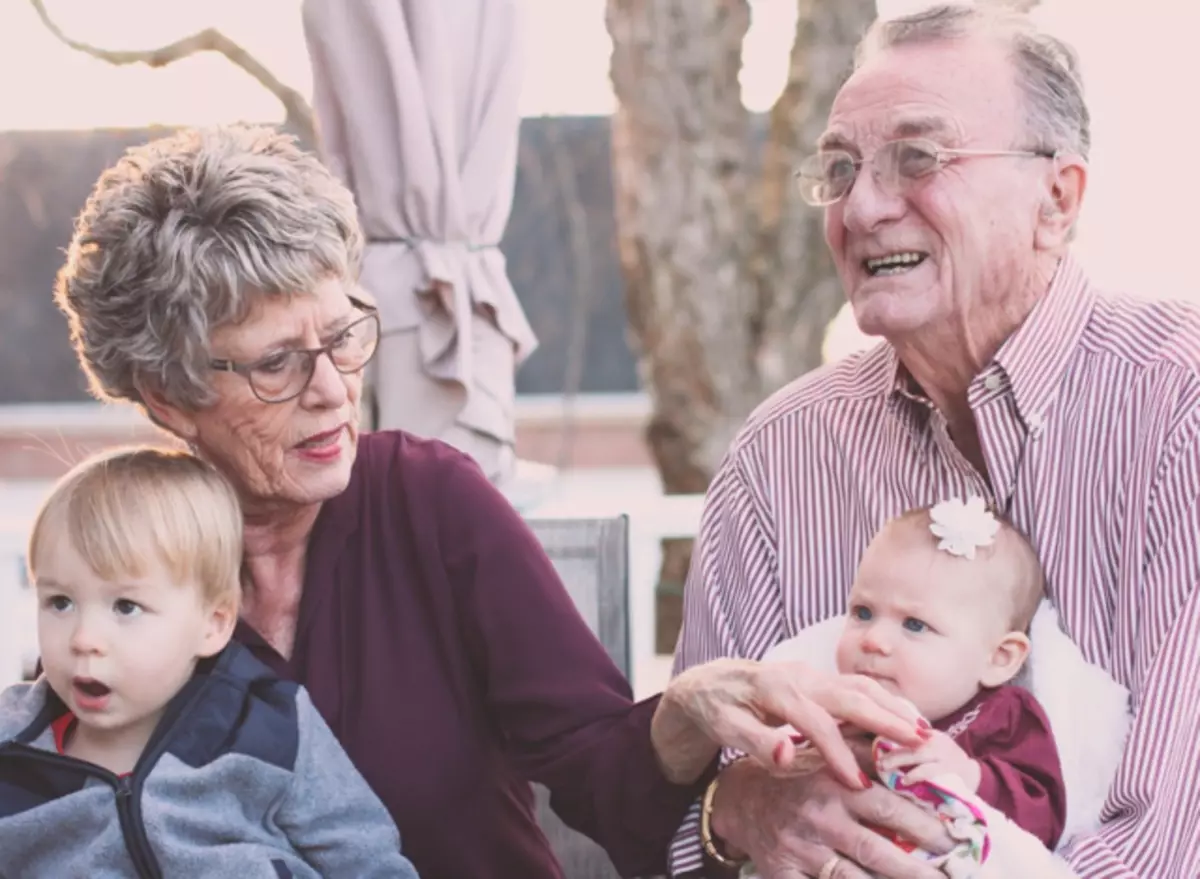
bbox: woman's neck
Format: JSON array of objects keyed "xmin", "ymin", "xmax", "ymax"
[
  {"xmin": 242, "ymin": 498, "xmax": 321, "ymax": 558},
  {"xmin": 239, "ymin": 502, "xmax": 321, "ymax": 645}
]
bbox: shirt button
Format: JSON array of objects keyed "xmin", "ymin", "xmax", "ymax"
[
  {"xmin": 1028, "ymin": 413, "xmax": 1045, "ymax": 434},
  {"xmin": 984, "ymin": 374, "xmax": 1002, "ymax": 392}
]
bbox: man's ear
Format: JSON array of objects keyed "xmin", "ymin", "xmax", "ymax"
[
  {"xmin": 980, "ymin": 631, "xmax": 1031, "ymax": 688},
  {"xmin": 136, "ymin": 378, "xmax": 199, "ymax": 441},
  {"xmin": 1034, "ymin": 153, "xmax": 1087, "ymax": 251},
  {"xmin": 197, "ymin": 593, "xmax": 238, "ymax": 659}
]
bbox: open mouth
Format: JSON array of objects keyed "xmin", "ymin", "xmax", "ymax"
[
  {"xmin": 296, "ymin": 424, "xmax": 344, "ymax": 450},
  {"xmin": 863, "ymin": 251, "xmax": 927, "ymax": 277},
  {"xmin": 73, "ymin": 677, "xmax": 112, "ymax": 698}
]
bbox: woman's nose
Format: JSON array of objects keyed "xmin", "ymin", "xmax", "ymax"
[{"xmin": 304, "ymin": 351, "xmax": 351, "ymax": 408}]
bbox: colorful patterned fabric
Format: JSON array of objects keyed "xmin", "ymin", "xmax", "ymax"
[{"xmin": 870, "ymin": 738, "xmax": 990, "ymax": 877}]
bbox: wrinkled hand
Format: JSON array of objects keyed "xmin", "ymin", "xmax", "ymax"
[
  {"xmin": 712, "ymin": 758, "xmax": 954, "ymax": 879},
  {"xmin": 878, "ymin": 730, "xmax": 981, "ymax": 792},
  {"xmin": 652, "ymin": 658, "xmax": 929, "ymax": 788}
]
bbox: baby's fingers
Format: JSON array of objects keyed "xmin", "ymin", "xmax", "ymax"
[
  {"xmin": 901, "ymin": 762, "xmax": 952, "ymax": 787},
  {"xmin": 878, "ymin": 744, "xmax": 932, "ymax": 774}
]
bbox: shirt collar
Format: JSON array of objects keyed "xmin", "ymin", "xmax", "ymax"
[
  {"xmin": 881, "ymin": 253, "xmax": 1095, "ymax": 430},
  {"xmin": 989, "ymin": 253, "xmax": 1094, "ymax": 429}
]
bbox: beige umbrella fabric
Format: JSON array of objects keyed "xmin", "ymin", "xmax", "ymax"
[{"xmin": 302, "ymin": 0, "xmax": 537, "ymax": 483}]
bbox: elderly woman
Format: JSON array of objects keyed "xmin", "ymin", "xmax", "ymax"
[{"xmin": 52, "ymin": 127, "xmax": 928, "ymax": 879}]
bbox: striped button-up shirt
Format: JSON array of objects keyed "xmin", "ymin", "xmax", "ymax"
[{"xmin": 670, "ymin": 255, "xmax": 1200, "ymax": 878}]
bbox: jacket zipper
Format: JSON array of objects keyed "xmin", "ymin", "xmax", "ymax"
[
  {"xmin": 115, "ymin": 772, "xmax": 161, "ymax": 878},
  {"xmin": 4, "ymin": 658, "xmax": 220, "ymax": 877},
  {"xmin": 0, "ymin": 743, "xmax": 161, "ymax": 878}
]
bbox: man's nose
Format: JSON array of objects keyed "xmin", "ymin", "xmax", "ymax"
[{"xmin": 840, "ymin": 161, "xmax": 906, "ymax": 235}]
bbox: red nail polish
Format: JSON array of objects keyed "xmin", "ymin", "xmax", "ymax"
[
  {"xmin": 859, "ymin": 771, "xmax": 872, "ymax": 788},
  {"xmin": 773, "ymin": 741, "xmax": 788, "ymax": 765},
  {"xmin": 918, "ymin": 727, "xmax": 933, "ymax": 740},
  {"xmin": 917, "ymin": 717, "xmax": 932, "ymax": 730}
]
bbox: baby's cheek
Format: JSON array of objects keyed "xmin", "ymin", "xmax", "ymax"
[{"xmin": 833, "ymin": 634, "xmax": 856, "ymax": 673}]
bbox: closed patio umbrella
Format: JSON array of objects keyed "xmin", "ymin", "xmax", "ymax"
[{"xmin": 302, "ymin": 0, "xmax": 537, "ymax": 485}]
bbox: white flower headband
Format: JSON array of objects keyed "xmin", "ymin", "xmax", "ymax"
[{"xmin": 928, "ymin": 496, "xmax": 999, "ymax": 560}]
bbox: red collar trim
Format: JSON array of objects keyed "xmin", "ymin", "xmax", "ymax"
[
  {"xmin": 50, "ymin": 711, "xmax": 131, "ymax": 778},
  {"xmin": 50, "ymin": 711, "xmax": 76, "ymax": 754}
]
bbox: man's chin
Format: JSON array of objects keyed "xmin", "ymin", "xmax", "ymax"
[{"xmin": 850, "ymin": 296, "xmax": 932, "ymax": 341}]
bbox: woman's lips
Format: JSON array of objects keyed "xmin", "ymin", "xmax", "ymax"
[{"xmin": 296, "ymin": 424, "xmax": 345, "ymax": 449}]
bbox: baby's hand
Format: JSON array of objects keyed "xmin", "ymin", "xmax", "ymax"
[{"xmin": 877, "ymin": 730, "xmax": 981, "ymax": 792}]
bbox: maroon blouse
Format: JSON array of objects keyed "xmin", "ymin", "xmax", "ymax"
[
  {"xmin": 233, "ymin": 430, "xmax": 712, "ymax": 878},
  {"xmin": 936, "ymin": 684, "xmax": 1066, "ymax": 849}
]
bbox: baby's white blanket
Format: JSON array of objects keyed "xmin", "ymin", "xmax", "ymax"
[{"xmin": 759, "ymin": 600, "xmax": 1133, "ymax": 876}]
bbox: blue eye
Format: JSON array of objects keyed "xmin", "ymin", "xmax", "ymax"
[
  {"xmin": 114, "ymin": 599, "xmax": 143, "ymax": 617},
  {"xmin": 851, "ymin": 605, "xmax": 872, "ymax": 622},
  {"xmin": 902, "ymin": 617, "xmax": 927, "ymax": 633}
]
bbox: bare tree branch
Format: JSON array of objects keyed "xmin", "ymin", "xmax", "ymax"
[
  {"xmin": 980, "ymin": 0, "xmax": 1041, "ymax": 10},
  {"xmin": 29, "ymin": 0, "xmax": 313, "ymax": 137}
]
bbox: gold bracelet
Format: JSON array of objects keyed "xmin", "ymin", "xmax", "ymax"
[{"xmin": 699, "ymin": 759, "xmax": 750, "ymax": 869}]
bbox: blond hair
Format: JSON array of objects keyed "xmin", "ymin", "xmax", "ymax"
[{"xmin": 28, "ymin": 447, "xmax": 243, "ymax": 608}]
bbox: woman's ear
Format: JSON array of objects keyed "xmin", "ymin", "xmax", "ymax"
[
  {"xmin": 1034, "ymin": 153, "xmax": 1088, "ymax": 251},
  {"xmin": 136, "ymin": 378, "xmax": 199, "ymax": 441},
  {"xmin": 980, "ymin": 631, "xmax": 1031, "ymax": 688}
]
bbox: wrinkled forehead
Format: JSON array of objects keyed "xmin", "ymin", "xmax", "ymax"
[{"xmin": 821, "ymin": 37, "xmax": 1024, "ymax": 154}]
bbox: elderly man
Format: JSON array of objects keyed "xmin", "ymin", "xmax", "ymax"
[{"xmin": 670, "ymin": 4, "xmax": 1200, "ymax": 879}]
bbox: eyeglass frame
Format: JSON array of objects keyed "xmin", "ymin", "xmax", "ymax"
[
  {"xmin": 795, "ymin": 137, "xmax": 1058, "ymax": 207},
  {"xmin": 209, "ymin": 294, "xmax": 381, "ymax": 404}
]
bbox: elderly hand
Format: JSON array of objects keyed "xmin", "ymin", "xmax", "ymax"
[
  {"xmin": 712, "ymin": 758, "xmax": 954, "ymax": 879},
  {"xmin": 650, "ymin": 658, "xmax": 930, "ymax": 787}
]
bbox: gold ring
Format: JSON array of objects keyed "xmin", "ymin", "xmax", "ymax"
[{"xmin": 817, "ymin": 855, "xmax": 842, "ymax": 879}]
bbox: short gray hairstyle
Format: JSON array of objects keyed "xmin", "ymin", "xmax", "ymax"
[
  {"xmin": 55, "ymin": 125, "xmax": 363, "ymax": 412},
  {"xmin": 856, "ymin": 4, "xmax": 1090, "ymax": 159}
]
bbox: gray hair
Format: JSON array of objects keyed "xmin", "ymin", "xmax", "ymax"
[
  {"xmin": 856, "ymin": 4, "xmax": 1090, "ymax": 159},
  {"xmin": 54, "ymin": 125, "xmax": 363, "ymax": 412}
]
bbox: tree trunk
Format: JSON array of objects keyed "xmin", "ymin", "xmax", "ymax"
[
  {"xmin": 606, "ymin": 0, "xmax": 875, "ymax": 495},
  {"xmin": 607, "ymin": 0, "xmax": 756, "ymax": 494},
  {"xmin": 607, "ymin": 0, "xmax": 876, "ymax": 651}
]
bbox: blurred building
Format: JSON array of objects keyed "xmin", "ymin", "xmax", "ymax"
[{"xmin": 0, "ymin": 117, "xmax": 657, "ymax": 477}]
